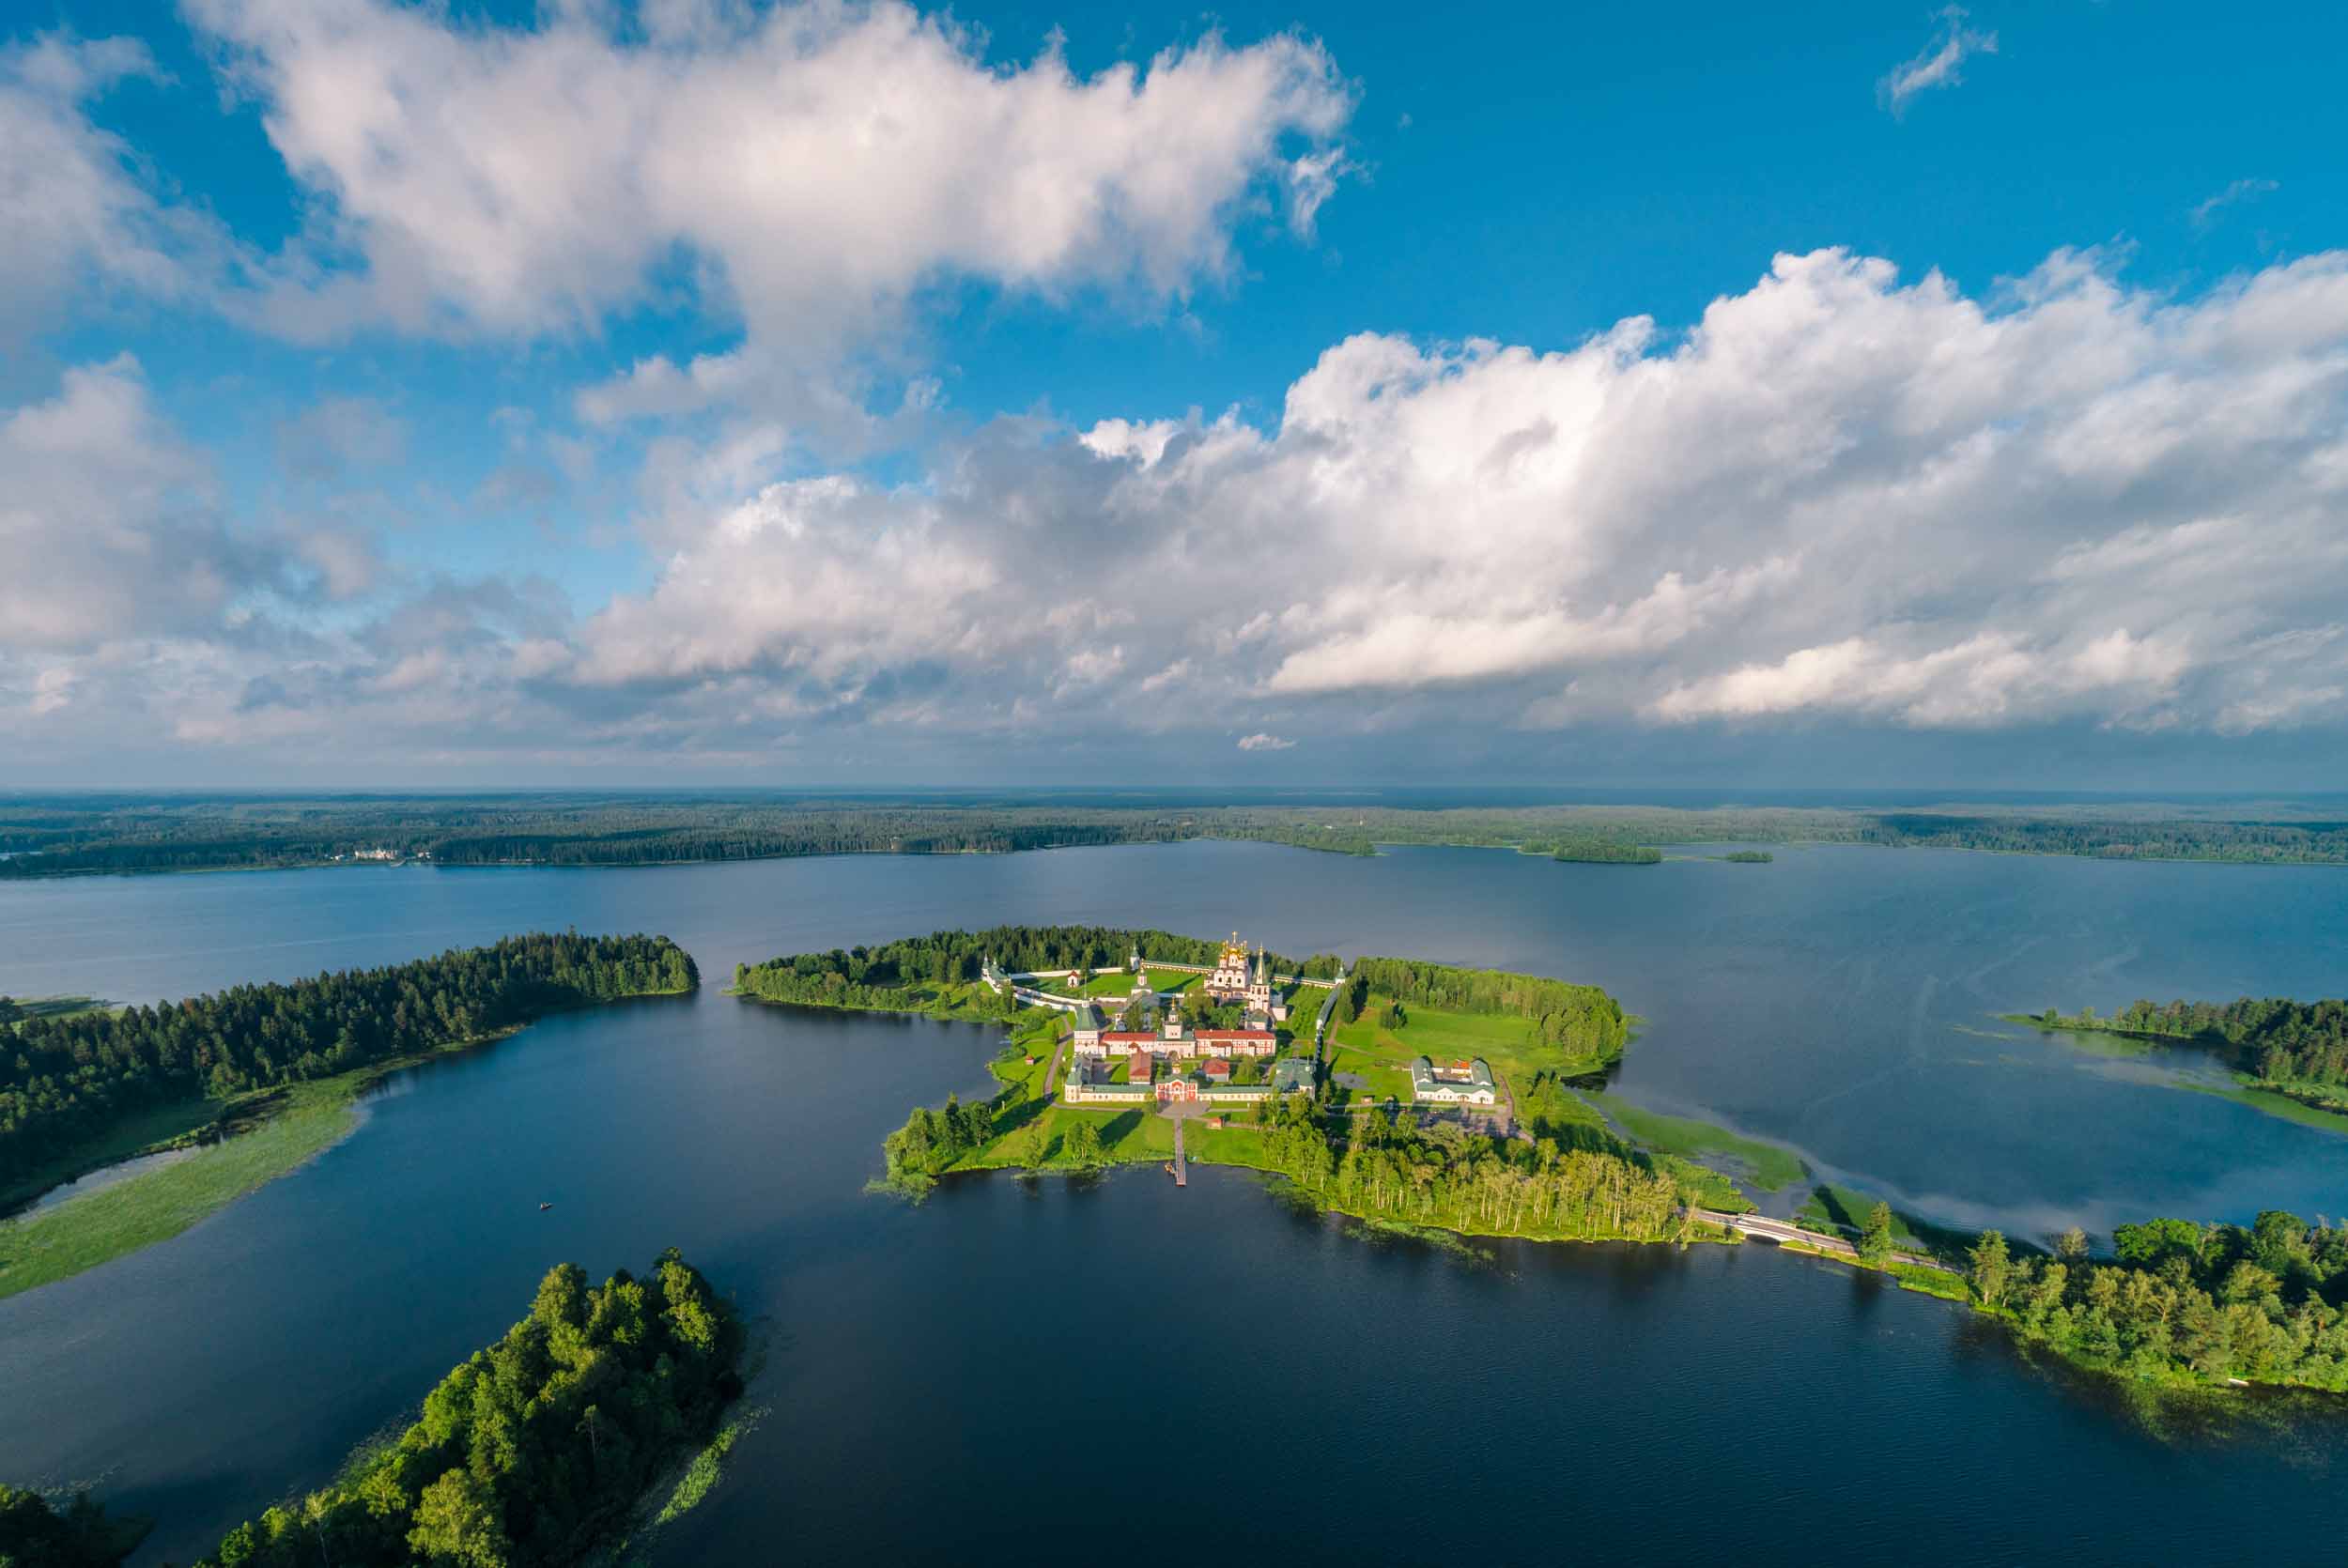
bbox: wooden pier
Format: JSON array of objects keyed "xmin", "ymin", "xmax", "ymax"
[{"xmin": 1172, "ymin": 1115, "xmax": 1188, "ymax": 1186}]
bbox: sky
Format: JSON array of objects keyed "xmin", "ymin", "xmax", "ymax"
[{"xmin": 4, "ymin": 0, "xmax": 2346, "ymax": 791}]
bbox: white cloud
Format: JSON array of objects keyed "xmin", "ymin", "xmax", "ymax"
[
  {"xmin": 186, "ymin": 0, "xmax": 1354, "ymax": 359},
  {"xmin": 544, "ymin": 245, "xmax": 2348, "ymax": 747},
  {"xmin": 18, "ymin": 245, "xmax": 2348, "ymax": 768},
  {"xmin": 0, "ymin": 34, "xmax": 228, "ymax": 346},
  {"xmin": 1237, "ymin": 732, "xmax": 1295, "ymax": 751},
  {"xmin": 0, "ymin": 357, "xmax": 267, "ymax": 653},
  {"xmin": 1878, "ymin": 7, "xmax": 1998, "ymax": 118},
  {"xmin": 2191, "ymin": 177, "xmax": 2278, "ymax": 231}
]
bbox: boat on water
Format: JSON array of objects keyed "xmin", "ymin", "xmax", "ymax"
[{"xmin": 538, "ymin": 1202, "xmax": 554, "ymax": 1211}]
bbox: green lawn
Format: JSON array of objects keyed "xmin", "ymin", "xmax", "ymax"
[
  {"xmin": 1327, "ymin": 994, "xmax": 1616, "ymax": 1086},
  {"xmin": 1324, "ymin": 1044, "xmax": 1413, "ymax": 1108},
  {"xmin": 1584, "ymin": 1092, "xmax": 1808, "ymax": 1191}
]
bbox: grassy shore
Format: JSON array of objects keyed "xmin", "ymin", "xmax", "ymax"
[
  {"xmin": 0, "ymin": 1075, "xmax": 369, "ymax": 1300},
  {"xmin": 2007, "ymin": 1014, "xmax": 2348, "ymax": 1135},
  {"xmin": 1583, "ymin": 1092, "xmax": 1808, "ymax": 1191},
  {"xmin": 0, "ymin": 985, "xmax": 694, "ymax": 1302},
  {"xmin": 0, "ymin": 1095, "xmax": 229, "ymax": 1216}
]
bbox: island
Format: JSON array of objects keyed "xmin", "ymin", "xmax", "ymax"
[
  {"xmin": 0, "ymin": 1249, "xmax": 747, "ymax": 1568},
  {"xmin": 0, "ymin": 932, "xmax": 700, "ymax": 1300},
  {"xmin": 739, "ymin": 925, "xmax": 2348, "ymax": 1397}
]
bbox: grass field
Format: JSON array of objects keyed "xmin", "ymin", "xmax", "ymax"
[
  {"xmin": 1327, "ymin": 994, "xmax": 1617, "ymax": 1091},
  {"xmin": 1324, "ymin": 1044, "xmax": 1413, "ymax": 1108},
  {"xmin": 1584, "ymin": 1093, "xmax": 1808, "ymax": 1191}
]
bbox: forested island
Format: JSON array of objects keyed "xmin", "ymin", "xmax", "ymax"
[
  {"xmin": 748, "ymin": 924, "xmax": 2348, "ymax": 1399},
  {"xmin": 0, "ymin": 933, "xmax": 697, "ymax": 1300},
  {"xmin": 8, "ymin": 791, "xmax": 2348, "ymax": 877},
  {"xmin": 0, "ymin": 1250, "xmax": 747, "ymax": 1568},
  {"xmin": 2025, "ymin": 995, "xmax": 2348, "ymax": 1115}
]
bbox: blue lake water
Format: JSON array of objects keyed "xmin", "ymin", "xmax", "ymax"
[{"xmin": 2, "ymin": 840, "xmax": 2344, "ymax": 1564}]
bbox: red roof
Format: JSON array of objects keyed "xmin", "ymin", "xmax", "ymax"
[
  {"xmin": 1195, "ymin": 1029, "xmax": 1274, "ymax": 1042},
  {"xmin": 1202, "ymin": 1057, "xmax": 1232, "ymax": 1076},
  {"xmin": 1127, "ymin": 1053, "xmax": 1152, "ymax": 1081},
  {"xmin": 1102, "ymin": 1031, "xmax": 1157, "ymax": 1043}
]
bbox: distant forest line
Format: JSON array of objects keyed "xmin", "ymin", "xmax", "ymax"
[{"xmin": 6, "ymin": 792, "xmax": 2348, "ymax": 877}]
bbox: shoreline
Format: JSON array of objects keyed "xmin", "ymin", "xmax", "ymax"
[
  {"xmin": 2009, "ymin": 1015, "xmax": 2348, "ymax": 1134},
  {"xmin": 0, "ymin": 987, "xmax": 696, "ymax": 1302}
]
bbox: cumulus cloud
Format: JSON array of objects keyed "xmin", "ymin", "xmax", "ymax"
[
  {"xmin": 185, "ymin": 0, "xmax": 1354, "ymax": 359},
  {"xmin": 1878, "ymin": 7, "xmax": 1997, "ymax": 118},
  {"xmin": 0, "ymin": 34, "xmax": 228, "ymax": 347},
  {"xmin": 0, "ymin": 357, "xmax": 271, "ymax": 653},
  {"xmin": 540, "ymin": 246, "xmax": 2348, "ymax": 749},
  {"xmin": 16, "ymin": 245, "xmax": 2348, "ymax": 772}
]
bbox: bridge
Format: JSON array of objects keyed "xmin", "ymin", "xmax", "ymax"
[
  {"xmin": 1699, "ymin": 1210, "xmax": 1856, "ymax": 1254},
  {"xmin": 1695, "ymin": 1209, "xmax": 1940, "ymax": 1270}
]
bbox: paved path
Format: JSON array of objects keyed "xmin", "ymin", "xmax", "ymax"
[{"xmin": 1041, "ymin": 1034, "xmax": 1067, "ymax": 1100}]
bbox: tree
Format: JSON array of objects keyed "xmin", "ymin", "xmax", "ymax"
[
  {"xmin": 2055, "ymin": 1226, "xmax": 2091, "ymax": 1264},
  {"xmin": 1063, "ymin": 1118, "xmax": 1104, "ymax": 1169},
  {"xmin": 1015, "ymin": 1120, "xmax": 1050, "ymax": 1171},
  {"xmin": 1859, "ymin": 1201, "xmax": 1893, "ymax": 1266},
  {"xmin": 1969, "ymin": 1230, "xmax": 2013, "ymax": 1309},
  {"xmin": 407, "ymin": 1469, "xmax": 510, "ymax": 1568}
]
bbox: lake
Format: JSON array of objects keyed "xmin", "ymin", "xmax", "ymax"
[{"xmin": 2, "ymin": 840, "xmax": 2345, "ymax": 1564}]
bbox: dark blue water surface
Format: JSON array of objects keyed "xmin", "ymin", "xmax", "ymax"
[{"xmin": 3, "ymin": 841, "xmax": 2346, "ymax": 1565}]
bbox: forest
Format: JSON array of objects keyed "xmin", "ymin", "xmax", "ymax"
[
  {"xmin": 1345, "ymin": 957, "xmax": 1629, "ymax": 1057},
  {"xmin": 1967, "ymin": 1212, "xmax": 2348, "ymax": 1390},
  {"xmin": 734, "ymin": 925, "xmax": 1342, "ymax": 1013},
  {"xmin": 1, "ymin": 933, "xmax": 697, "ymax": 1191},
  {"xmin": 0, "ymin": 1251, "xmax": 745, "ymax": 1567},
  {"xmin": 2032, "ymin": 996, "xmax": 2348, "ymax": 1092},
  {"xmin": 1281, "ymin": 1097, "xmax": 1686, "ymax": 1240},
  {"xmin": 9, "ymin": 792, "xmax": 2348, "ymax": 877}
]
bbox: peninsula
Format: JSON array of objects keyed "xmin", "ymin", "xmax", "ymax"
[
  {"xmin": 2020, "ymin": 994, "xmax": 2348, "ymax": 1124},
  {"xmin": 0, "ymin": 932, "xmax": 699, "ymax": 1300},
  {"xmin": 740, "ymin": 925, "xmax": 2348, "ymax": 1397}
]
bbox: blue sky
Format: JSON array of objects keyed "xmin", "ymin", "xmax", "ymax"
[{"xmin": 5, "ymin": 1, "xmax": 2347, "ymax": 787}]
